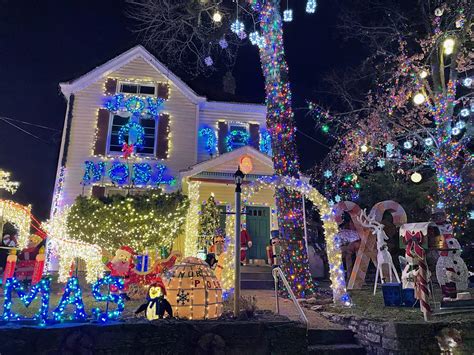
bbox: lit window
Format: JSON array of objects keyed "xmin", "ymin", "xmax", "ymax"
[{"xmin": 108, "ymin": 114, "xmax": 156, "ymax": 155}]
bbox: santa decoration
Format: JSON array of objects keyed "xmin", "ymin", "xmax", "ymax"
[
  {"xmin": 240, "ymin": 227, "xmax": 252, "ymax": 265},
  {"xmin": 435, "ymin": 235, "xmax": 469, "ymax": 299},
  {"xmin": 16, "ymin": 234, "xmax": 46, "ymax": 282},
  {"xmin": 106, "ymin": 246, "xmax": 136, "ymax": 298}
]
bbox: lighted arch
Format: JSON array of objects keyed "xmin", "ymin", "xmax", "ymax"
[
  {"xmin": 243, "ymin": 176, "xmax": 350, "ymax": 305},
  {"xmin": 0, "ymin": 199, "xmax": 32, "ymax": 250}
]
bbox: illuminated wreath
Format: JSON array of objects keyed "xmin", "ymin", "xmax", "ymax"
[
  {"xmin": 118, "ymin": 121, "xmax": 145, "ymax": 148},
  {"xmin": 225, "ymin": 130, "xmax": 250, "ymax": 152}
]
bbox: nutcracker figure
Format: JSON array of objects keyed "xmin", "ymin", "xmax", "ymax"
[{"xmin": 266, "ymin": 231, "xmax": 282, "ymax": 266}]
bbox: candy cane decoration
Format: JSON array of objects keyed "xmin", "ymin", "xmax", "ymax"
[
  {"xmin": 370, "ymin": 200, "xmax": 407, "ymax": 226},
  {"xmin": 334, "ymin": 201, "xmax": 377, "ymax": 289}
]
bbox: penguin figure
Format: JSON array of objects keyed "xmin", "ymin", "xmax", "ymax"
[{"xmin": 135, "ymin": 279, "xmax": 173, "ymax": 320}]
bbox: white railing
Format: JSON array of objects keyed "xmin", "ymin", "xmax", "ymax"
[{"xmin": 272, "ymin": 267, "xmax": 308, "ymax": 329}]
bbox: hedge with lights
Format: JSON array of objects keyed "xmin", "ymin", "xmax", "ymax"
[{"xmin": 67, "ymin": 191, "xmax": 189, "ymax": 253}]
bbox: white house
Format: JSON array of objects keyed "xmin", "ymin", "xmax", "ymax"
[{"xmin": 51, "ymin": 45, "xmax": 277, "ymax": 261}]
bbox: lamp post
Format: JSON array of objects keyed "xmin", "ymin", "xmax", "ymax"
[{"xmin": 233, "ymin": 166, "xmax": 245, "ymax": 316}]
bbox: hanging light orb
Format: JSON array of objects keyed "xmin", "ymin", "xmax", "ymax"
[
  {"xmin": 419, "ymin": 70, "xmax": 428, "ymax": 79},
  {"xmin": 403, "ymin": 141, "xmax": 413, "ymax": 149},
  {"xmin": 212, "ymin": 11, "xmax": 222, "ymax": 23},
  {"xmin": 452, "ymin": 127, "xmax": 461, "ymax": 136},
  {"xmin": 460, "ymin": 108, "xmax": 470, "ymax": 117},
  {"xmin": 463, "ymin": 77, "xmax": 472, "ymax": 87},
  {"xmin": 456, "ymin": 120, "xmax": 466, "ymax": 129},
  {"xmin": 443, "ymin": 38, "xmax": 455, "ymax": 55},
  {"xmin": 424, "ymin": 137, "xmax": 433, "ymax": 146},
  {"xmin": 411, "ymin": 172, "xmax": 422, "ymax": 183},
  {"xmin": 413, "ymin": 93, "xmax": 426, "ymax": 105},
  {"xmin": 360, "ymin": 144, "xmax": 368, "ymax": 153}
]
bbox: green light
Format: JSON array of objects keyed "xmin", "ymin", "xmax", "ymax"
[{"xmin": 321, "ymin": 124, "xmax": 330, "ymax": 133}]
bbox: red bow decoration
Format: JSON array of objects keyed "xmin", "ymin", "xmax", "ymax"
[
  {"xmin": 403, "ymin": 231, "xmax": 425, "ymax": 259},
  {"xmin": 122, "ymin": 143, "xmax": 134, "ymax": 159}
]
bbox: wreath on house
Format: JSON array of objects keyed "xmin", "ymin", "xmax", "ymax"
[{"xmin": 225, "ymin": 130, "xmax": 250, "ymax": 152}]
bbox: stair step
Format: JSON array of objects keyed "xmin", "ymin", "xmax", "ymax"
[
  {"xmin": 241, "ymin": 272, "xmax": 274, "ymax": 281},
  {"xmin": 241, "ymin": 265, "xmax": 272, "ymax": 273},
  {"xmin": 308, "ymin": 329, "xmax": 356, "ymax": 346},
  {"xmin": 241, "ymin": 280, "xmax": 274, "ymax": 290},
  {"xmin": 307, "ymin": 344, "xmax": 366, "ymax": 355}
]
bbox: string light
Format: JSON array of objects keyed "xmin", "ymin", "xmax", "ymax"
[
  {"xmin": 0, "ymin": 200, "xmax": 31, "ymax": 250},
  {"xmin": 413, "ymin": 92, "xmax": 426, "ymax": 105},
  {"xmin": 306, "ymin": 0, "xmax": 317, "ymax": 14},
  {"xmin": 403, "ymin": 141, "xmax": 413, "ymax": 149},
  {"xmin": 199, "ymin": 128, "xmax": 217, "ymax": 156},
  {"xmin": 184, "ymin": 181, "xmax": 201, "ymax": 257},
  {"xmin": 212, "ymin": 11, "xmax": 222, "ymax": 23},
  {"xmin": 0, "ymin": 169, "xmax": 20, "ymax": 194},
  {"xmin": 2, "ymin": 277, "xmax": 51, "ymax": 324},
  {"xmin": 52, "ymin": 277, "xmax": 88, "ymax": 322},
  {"xmin": 452, "ymin": 127, "xmax": 461, "ymax": 136},
  {"xmin": 259, "ymin": 130, "xmax": 272, "ymax": 154},
  {"xmin": 460, "ymin": 108, "xmax": 469, "ymax": 117},
  {"xmin": 91, "ymin": 276, "xmax": 125, "ymax": 322},
  {"xmin": 419, "ymin": 70, "xmax": 428, "ymax": 79},
  {"xmin": 424, "ymin": 137, "xmax": 434, "ymax": 146},
  {"xmin": 456, "ymin": 120, "xmax": 466, "ymax": 129},
  {"xmin": 442, "ymin": 38, "xmax": 455, "ymax": 55}
]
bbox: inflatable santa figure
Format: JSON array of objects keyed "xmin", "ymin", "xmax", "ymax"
[
  {"xmin": 435, "ymin": 236, "xmax": 469, "ymax": 299},
  {"xmin": 106, "ymin": 246, "xmax": 136, "ymax": 298}
]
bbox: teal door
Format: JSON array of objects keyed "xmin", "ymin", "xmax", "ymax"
[{"xmin": 246, "ymin": 207, "xmax": 270, "ymax": 260}]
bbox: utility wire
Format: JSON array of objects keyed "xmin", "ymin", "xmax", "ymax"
[
  {"xmin": 295, "ymin": 128, "xmax": 331, "ymax": 149},
  {"xmin": 0, "ymin": 117, "xmax": 52, "ymax": 144},
  {"xmin": 0, "ymin": 116, "xmax": 60, "ymax": 131}
]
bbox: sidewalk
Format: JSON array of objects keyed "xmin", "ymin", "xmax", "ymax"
[{"xmin": 242, "ymin": 289, "xmax": 343, "ymax": 329}]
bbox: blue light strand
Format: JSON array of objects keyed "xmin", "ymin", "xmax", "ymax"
[
  {"xmin": 109, "ymin": 162, "xmax": 130, "ymax": 185},
  {"xmin": 104, "ymin": 94, "xmax": 165, "ymax": 117},
  {"xmin": 259, "ymin": 130, "xmax": 272, "ymax": 154},
  {"xmin": 133, "ymin": 163, "xmax": 153, "ymax": 185},
  {"xmin": 118, "ymin": 121, "xmax": 145, "ymax": 148},
  {"xmin": 83, "ymin": 161, "xmax": 106, "ymax": 185},
  {"xmin": 225, "ymin": 130, "xmax": 250, "ymax": 152},
  {"xmin": 52, "ymin": 277, "xmax": 88, "ymax": 322},
  {"xmin": 91, "ymin": 276, "xmax": 125, "ymax": 322},
  {"xmin": 199, "ymin": 128, "xmax": 217, "ymax": 156},
  {"xmin": 2, "ymin": 277, "xmax": 51, "ymax": 324}
]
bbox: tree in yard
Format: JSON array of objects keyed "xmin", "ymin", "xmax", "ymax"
[
  {"xmin": 198, "ymin": 194, "xmax": 221, "ymax": 251},
  {"xmin": 309, "ymin": 0, "xmax": 472, "ymax": 236},
  {"xmin": 127, "ymin": 0, "xmax": 317, "ymax": 296}
]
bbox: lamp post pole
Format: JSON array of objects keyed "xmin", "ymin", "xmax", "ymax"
[{"xmin": 233, "ymin": 167, "xmax": 245, "ymax": 316}]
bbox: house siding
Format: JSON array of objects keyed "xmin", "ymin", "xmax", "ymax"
[{"xmin": 58, "ymin": 57, "xmax": 197, "ymax": 208}]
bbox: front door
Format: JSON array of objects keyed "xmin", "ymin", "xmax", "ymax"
[{"xmin": 246, "ymin": 206, "xmax": 270, "ymax": 260}]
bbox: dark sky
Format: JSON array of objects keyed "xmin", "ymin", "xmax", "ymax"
[{"xmin": 0, "ymin": 0, "xmax": 361, "ymax": 219}]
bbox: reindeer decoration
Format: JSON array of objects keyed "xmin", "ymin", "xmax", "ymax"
[{"xmin": 356, "ymin": 209, "xmax": 400, "ymax": 294}]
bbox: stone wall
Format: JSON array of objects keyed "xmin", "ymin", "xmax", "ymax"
[
  {"xmin": 321, "ymin": 312, "xmax": 474, "ymax": 354},
  {"xmin": 0, "ymin": 319, "xmax": 307, "ymax": 355}
]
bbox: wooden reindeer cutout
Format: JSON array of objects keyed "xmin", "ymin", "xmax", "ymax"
[{"xmin": 356, "ymin": 209, "xmax": 400, "ymax": 294}]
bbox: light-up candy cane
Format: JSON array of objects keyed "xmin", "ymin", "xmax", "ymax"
[
  {"xmin": 32, "ymin": 247, "xmax": 46, "ymax": 285},
  {"xmin": 403, "ymin": 230, "xmax": 432, "ymax": 321},
  {"xmin": 3, "ymin": 249, "xmax": 18, "ymax": 284}
]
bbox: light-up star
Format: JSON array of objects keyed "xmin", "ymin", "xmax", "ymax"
[
  {"xmin": 377, "ymin": 159, "xmax": 386, "ymax": 168},
  {"xmin": 323, "ymin": 170, "xmax": 333, "ymax": 178},
  {"xmin": 328, "ymin": 200, "xmax": 335, "ymax": 207},
  {"xmin": 468, "ymin": 210, "xmax": 474, "ymax": 220},
  {"xmin": 335, "ymin": 195, "xmax": 342, "ymax": 203}
]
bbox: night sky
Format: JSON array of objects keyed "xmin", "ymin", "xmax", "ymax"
[{"xmin": 0, "ymin": 0, "xmax": 361, "ymax": 219}]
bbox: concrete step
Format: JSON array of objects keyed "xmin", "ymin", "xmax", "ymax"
[
  {"xmin": 307, "ymin": 344, "xmax": 366, "ymax": 355},
  {"xmin": 241, "ymin": 272, "xmax": 274, "ymax": 281},
  {"xmin": 241, "ymin": 280, "xmax": 274, "ymax": 290},
  {"xmin": 241, "ymin": 265, "xmax": 272, "ymax": 273},
  {"xmin": 307, "ymin": 329, "xmax": 356, "ymax": 346}
]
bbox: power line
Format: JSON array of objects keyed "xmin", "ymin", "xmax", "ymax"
[
  {"xmin": 295, "ymin": 128, "xmax": 331, "ymax": 149},
  {"xmin": 0, "ymin": 117, "xmax": 52, "ymax": 144},
  {"xmin": 0, "ymin": 116, "xmax": 60, "ymax": 132}
]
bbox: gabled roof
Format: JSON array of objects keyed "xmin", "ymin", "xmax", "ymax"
[
  {"xmin": 59, "ymin": 45, "xmax": 207, "ymax": 104},
  {"xmin": 180, "ymin": 146, "xmax": 274, "ymax": 179}
]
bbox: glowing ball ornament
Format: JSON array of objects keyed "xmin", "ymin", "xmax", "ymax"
[
  {"xmin": 212, "ymin": 11, "xmax": 222, "ymax": 23},
  {"xmin": 164, "ymin": 257, "xmax": 223, "ymax": 320},
  {"xmin": 460, "ymin": 108, "xmax": 469, "ymax": 117},
  {"xmin": 424, "ymin": 137, "xmax": 434, "ymax": 146},
  {"xmin": 411, "ymin": 172, "xmax": 422, "ymax": 183},
  {"xmin": 443, "ymin": 38, "xmax": 455, "ymax": 55},
  {"xmin": 463, "ymin": 77, "xmax": 472, "ymax": 87},
  {"xmin": 452, "ymin": 127, "xmax": 461, "ymax": 136},
  {"xmin": 403, "ymin": 141, "xmax": 413, "ymax": 149},
  {"xmin": 413, "ymin": 93, "xmax": 426, "ymax": 105}
]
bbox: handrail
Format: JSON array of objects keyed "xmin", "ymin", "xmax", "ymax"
[{"xmin": 272, "ymin": 267, "xmax": 308, "ymax": 329}]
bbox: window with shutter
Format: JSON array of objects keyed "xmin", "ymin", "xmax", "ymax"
[
  {"xmin": 217, "ymin": 121, "xmax": 228, "ymax": 154},
  {"xmin": 108, "ymin": 114, "xmax": 157, "ymax": 156}
]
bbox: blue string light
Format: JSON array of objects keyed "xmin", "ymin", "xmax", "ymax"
[
  {"xmin": 225, "ymin": 130, "xmax": 250, "ymax": 152},
  {"xmin": 2, "ymin": 277, "xmax": 51, "ymax": 324},
  {"xmin": 259, "ymin": 130, "xmax": 272, "ymax": 154},
  {"xmin": 109, "ymin": 162, "xmax": 130, "ymax": 185},
  {"xmin": 104, "ymin": 94, "xmax": 164, "ymax": 117},
  {"xmin": 52, "ymin": 277, "xmax": 88, "ymax": 322},
  {"xmin": 91, "ymin": 276, "xmax": 125, "ymax": 322},
  {"xmin": 199, "ymin": 128, "xmax": 217, "ymax": 156},
  {"xmin": 83, "ymin": 161, "xmax": 106, "ymax": 185},
  {"xmin": 133, "ymin": 163, "xmax": 153, "ymax": 185},
  {"xmin": 118, "ymin": 121, "xmax": 145, "ymax": 148}
]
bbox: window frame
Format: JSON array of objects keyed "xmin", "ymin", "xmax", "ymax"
[
  {"xmin": 106, "ymin": 112, "xmax": 158, "ymax": 157},
  {"xmin": 117, "ymin": 81, "xmax": 157, "ymax": 97}
]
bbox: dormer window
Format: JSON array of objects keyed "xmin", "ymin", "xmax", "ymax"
[{"xmin": 118, "ymin": 82, "xmax": 156, "ymax": 96}]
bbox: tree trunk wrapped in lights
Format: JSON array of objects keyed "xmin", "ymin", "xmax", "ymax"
[{"xmin": 251, "ymin": 0, "xmax": 314, "ymax": 297}]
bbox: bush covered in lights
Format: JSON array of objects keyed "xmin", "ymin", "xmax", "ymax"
[{"xmin": 67, "ymin": 191, "xmax": 189, "ymax": 253}]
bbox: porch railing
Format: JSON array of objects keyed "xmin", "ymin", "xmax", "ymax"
[{"xmin": 272, "ymin": 267, "xmax": 308, "ymax": 329}]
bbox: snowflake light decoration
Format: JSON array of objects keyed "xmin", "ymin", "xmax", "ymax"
[
  {"xmin": 231, "ymin": 20, "xmax": 244, "ymax": 34},
  {"xmin": 323, "ymin": 170, "xmax": 333, "ymax": 178},
  {"xmin": 377, "ymin": 159, "xmax": 386, "ymax": 168},
  {"xmin": 176, "ymin": 289, "xmax": 190, "ymax": 305},
  {"xmin": 204, "ymin": 56, "xmax": 214, "ymax": 67}
]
